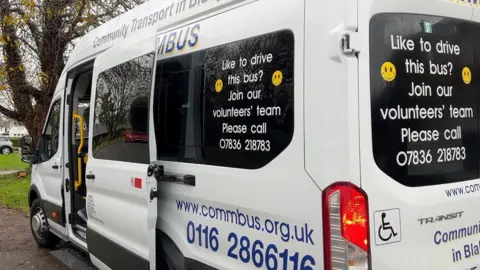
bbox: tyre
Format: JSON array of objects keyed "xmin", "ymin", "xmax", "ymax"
[
  {"xmin": 30, "ymin": 199, "xmax": 60, "ymax": 248},
  {"xmin": 1, "ymin": 146, "xmax": 12, "ymax": 155}
]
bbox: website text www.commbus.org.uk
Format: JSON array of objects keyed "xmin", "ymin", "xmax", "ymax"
[
  {"xmin": 175, "ymin": 199, "xmax": 315, "ymax": 246},
  {"xmin": 445, "ymin": 183, "xmax": 480, "ymax": 197}
]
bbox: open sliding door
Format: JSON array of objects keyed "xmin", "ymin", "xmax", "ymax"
[{"xmin": 86, "ymin": 37, "xmax": 157, "ymax": 269}]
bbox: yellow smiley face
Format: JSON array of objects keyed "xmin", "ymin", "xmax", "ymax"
[
  {"xmin": 272, "ymin": 70, "xmax": 283, "ymax": 86},
  {"xmin": 215, "ymin": 79, "xmax": 223, "ymax": 93},
  {"xmin": 462, "ymin": 67, "xmax": 472, "ymax": 85},
  {"xmin": 381, "ymin": 62, "xmax": 397, "ymax": 82}
]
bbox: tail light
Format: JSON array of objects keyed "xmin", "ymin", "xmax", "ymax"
[{"xmin": 323, "ymin": 182, "xmax": 370, "ymax": 270}]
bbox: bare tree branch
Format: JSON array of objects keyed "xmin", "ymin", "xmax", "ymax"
[
  {"xmin": 64, "ymin": 0, "xmax": 88, "ymax": 40},
  {"xmin": 9, "ymin": 7, "xmax": 42, "ymax": 50},
  {"xmin": 17, "ymin": 36, "xmax": 38, "ymax": 53},
  {"xmin": 24, "ymin": 85, "xmax": 43, "ymax": 101},
  {"xmin": 0, "ymin": 103, "xmax": 19, "ymax": 119}
]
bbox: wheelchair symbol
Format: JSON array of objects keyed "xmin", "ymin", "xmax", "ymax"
[{"xmin": 378, "ymin": 212, "xmax": 398, "ymax": 242}]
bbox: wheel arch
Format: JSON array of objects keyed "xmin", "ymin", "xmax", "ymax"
[
  {"xmin": 28, "ymin": 184, "xmax": 41, "ymax": 207},
  {"xmin": 156, "ymin": 229, "xmax": 187, "ymax": 270},
  {"xmin": 156, "ymin": 229, "xmax": 215, "ymax": 270}
]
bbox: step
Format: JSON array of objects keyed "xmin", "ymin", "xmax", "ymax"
[
  {"xmin": 73, "ymin": 224, "xmax": 87, "ymax": 233},
  {"xmin": 50, "ymin": 248, "xmax": 96, "ymax": 270}
]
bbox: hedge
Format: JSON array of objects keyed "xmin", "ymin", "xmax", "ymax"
[{"xmin": 9, "ymin": 137, "xmax": 21, "ymax": 148}]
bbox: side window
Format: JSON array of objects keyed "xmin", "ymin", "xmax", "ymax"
[
  {"xmin": 154, "ymin": 53, "xmax": 205, "ymax": 162},
  {"xmin": 154, "ymin": 30, "xmax": 295, "ymax": 169},
  {"xmin": 92, "ymin": 52, "xmax": 155, "ymax": 164},
  {"xmin": 370, "ymin": 14, "xmax": 477, "ymax": 187},
  {"xmin": 42, "ymin": 100, "xmax": 61, "ymax": 160}
]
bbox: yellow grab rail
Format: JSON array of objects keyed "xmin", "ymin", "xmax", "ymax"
[{"xmin": 73, "ymin": 112, "xmax": 84, "ymax": 191}]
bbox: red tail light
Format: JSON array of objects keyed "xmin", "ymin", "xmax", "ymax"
[{"xmin": 323, "ymin": 182, "xmax": 370, "ymax": 270}]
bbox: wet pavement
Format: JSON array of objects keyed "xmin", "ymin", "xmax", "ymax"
[{"xmin": 0, "ymin": 205, "xmax": 67, "ymax": 270}]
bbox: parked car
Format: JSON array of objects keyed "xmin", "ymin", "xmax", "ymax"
[
  {"xmin": 124, "ymin": 130, "xmax": 148, "ymax": 144},
  {"xmin": 0, "ymin": 136, "xmax": 13, "ymax": 155}
]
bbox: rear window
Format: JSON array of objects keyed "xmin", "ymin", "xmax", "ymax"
[{"xmin": 370, "ymin": 14, "xmax": 478, "ymax": 187}]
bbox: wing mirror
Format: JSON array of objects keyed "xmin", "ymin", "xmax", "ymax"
[{"xmin": 20, "ymin": 135, "xmax": 37, "ymax": 164}]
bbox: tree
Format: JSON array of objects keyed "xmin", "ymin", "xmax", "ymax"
[{"xmin": 0, "ymin": 0, "xmax": 145, "ymax": 142}]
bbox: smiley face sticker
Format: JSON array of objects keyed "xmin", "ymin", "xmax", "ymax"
[
  {"xmin": 272, "ymin": 70, "xmax": 283, "ymax": 86},
  {"xmin": 381, "ymin": 62, "xmax": 397, "ymax": 82},
  {"xmin": 215, "ymin": 79, "xmax": 223, "ymax": 93},
  {"xmin": 462, "ymin": 67, "xmax": 472, "ymax": 85}
]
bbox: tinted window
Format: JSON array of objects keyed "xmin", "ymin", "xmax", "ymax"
[
  {"xmin": 92, "ymin": 53, "xmax": 155, "ymax": 164},
  {"xmin": 370, "ymin": 14, "xmax": 478, "ymax": 186},
  {"xmin": 41, "ymin": 100, "xmax": 61, "ymax": 160},
  {"xmin": 154, "ymin": 30, "xmax": 295, "ymax": 169}
]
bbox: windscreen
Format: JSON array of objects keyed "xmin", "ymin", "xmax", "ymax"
[{"xmin": 370, "ymin": 14, "xmax": 479, "ymax": 187}]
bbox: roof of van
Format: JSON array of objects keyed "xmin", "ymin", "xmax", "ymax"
[{"xmin": 63, "ymin": 0, "xmax": 245, "ymax": 73}]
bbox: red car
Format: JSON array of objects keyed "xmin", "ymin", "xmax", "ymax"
[{"xmin": 125, "ymin": 130, "xmax": 148, "ymax": 143}]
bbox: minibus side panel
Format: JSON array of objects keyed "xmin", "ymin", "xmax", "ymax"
[
  {"xmin": 150, "ymin": 0, "xmax": 322, "ymax": 269},
  {"xmin": 304, "ymin": 0, "xmax": 359, "ymax": 189},
  {"xmin": 358, "ymin": 1, "xmax": 478, "ymax": 269}
]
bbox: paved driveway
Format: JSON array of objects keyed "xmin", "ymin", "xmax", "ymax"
[
  {"xmin": 0, "ymin": 205, "xmax": 66, "ymax": 270},
  {"xmin": 0, "ymin": 171, "xmax": 18, "ymax": 175}
]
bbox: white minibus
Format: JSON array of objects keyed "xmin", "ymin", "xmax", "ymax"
[{"xmin": 19, "ymin": 0, "xmax": 480, "ymax": 269}]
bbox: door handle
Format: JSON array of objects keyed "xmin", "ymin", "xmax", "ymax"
[
  {"xmin": 86, "ymin": 173, "xmax": 95, "ymax": 180},
  {"xmin": 147, "ymin": 164, "xmax": 195, "ymax": 186},
  {"xmin": 65, "ymin": 178, "xmax": 70, "ymax": 192},
  {"xmin": 162, "ymin": 174, "xmax": 196, "ymax": 186},
  {"xmin": 52, "ymin": 164, "xmax": 59, "ymax": 170}
]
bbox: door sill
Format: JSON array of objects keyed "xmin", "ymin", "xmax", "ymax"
[
  {"xmin": 73, "ymin": 226, "xmax": 87, "ymax": 242},
  {"xmin": 51, "ymin": 226, "xmax": 88, "ymax": 253},
  {"xmin": 68, "ymin": 231, "xmax": 88, "ymax": 253},
  {"xmin": 74, "ymin": 224, "xmax": 87, "ymax": 232},
  {"xmin": 50, "ymin": 227, "xmax": 69, "ymax": 242}
]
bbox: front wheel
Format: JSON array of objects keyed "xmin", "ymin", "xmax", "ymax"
[{"xmin": 30, "ymin": 199, "xmax": 60, "ymax": 248}]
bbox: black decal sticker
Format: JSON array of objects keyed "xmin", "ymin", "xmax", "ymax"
[
  {"xmin": 203, "ymin": 30, "xmax": 295, "ymax": 169},
  {"xmin": 370, "ymin": 14, "xmax": 478, "ymax": 186},
  {"xmin": 154, "ymin": 30, "xmax": 295, "ymax": 169}
]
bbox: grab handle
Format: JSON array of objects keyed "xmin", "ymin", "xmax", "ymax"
[{"xmin": 73, "ymin": 112, "xmax": 85, "ymax": 190}]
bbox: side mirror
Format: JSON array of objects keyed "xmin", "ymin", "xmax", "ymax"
[
  {"xmin": 21, "ymin": 153, "xmax": 36, "ymax": 164},
  {"xmin": 20, "ymin": 135, "xmax": 36, "ymax": 164}
]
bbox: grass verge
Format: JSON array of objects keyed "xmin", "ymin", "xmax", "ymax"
[
  {"xmin": 0, "ymin": 154, "xmax": 28, "ymax": 171},
  {"xmin": 0, "ymin": 173, "xmax": 30, "ymax": 213}
]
